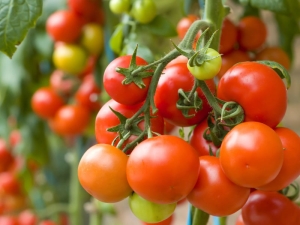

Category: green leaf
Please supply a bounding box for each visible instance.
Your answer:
[109,24,124,54]
[249,0,289,14]
[139,15,177,37]
[0,0,43,57]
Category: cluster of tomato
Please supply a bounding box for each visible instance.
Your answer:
[31,0,105,137]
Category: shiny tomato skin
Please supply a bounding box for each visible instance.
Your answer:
[187,156,250,216]
[31,87,65,119]
[165,55,188,68]
[103,55,150,106]
[46,10,85,43]
[257,127,300,191]
[154,63,215,127]
[189,118,218,156]
[242,190,300,225]
[127,135,199,204]
[217,61,287,128]
[0,139,14,173]
[220,122,284,188]
[78,144,132,203]
[219,18,238,54]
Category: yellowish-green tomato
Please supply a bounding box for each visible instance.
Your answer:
[187,48,222,80]
[109,0,131,14]
[53,44,88,75]
[129,192,176,223]
[80,23,104,56]
[131,0,157,24]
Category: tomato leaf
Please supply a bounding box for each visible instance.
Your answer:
[0,0,43,58]
[139,15,177,37]
[256,60,291,89]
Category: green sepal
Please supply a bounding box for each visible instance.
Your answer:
[176,89,203,118]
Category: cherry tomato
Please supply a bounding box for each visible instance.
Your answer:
[187,48,222,80]
[50,70,78,97]
[130,0,157,24]
[257,127,300,191]
[142,215,173,225]
[0,139,14,172]
[0,215,18,225]
[187,156,250,216]
[53,44,88,75]
[31,87,65,119]
[80,23,104,56]
[75,74,101,112]
[217,61,287,128]
[219,18,238,54]
[220,121,284,188]
[154,63,215,127]
[18,210,37,225]
[165,55,188,68]
[46,10,85,43]
[39,220,57,225]
[256,46,291,70]
[237,16,267,51]
[127,135,199,204]
[109,0,130,14]
[67,0,101,21]
[103,55,150,106]
[78,144,132,203]
[242,190,300,225]
[129,192,176,223]
[0,172,20,195]
[176,15,199,40]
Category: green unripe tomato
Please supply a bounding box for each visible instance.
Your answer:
[109,0,130,14]
[187,48,222,80]
[80,23,104,56]
[53,44,88,75]
[131,0,157,24]
[129,192,176,223]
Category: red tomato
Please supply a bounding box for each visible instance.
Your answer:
[39,220,57,225]
[127,135,199,204]
[103,55,150,105]
[165,55,188,68]
[176,15,200,40]
[79,56,98,78]
[18,210,38,225]
[141,214,173,225]
[154,63,215,127]
[50,70,78,97]
[237,16,267,51]
[217,61,287,128]
[0,139,14,172]
[242,190,300,225]
[50,105,90,136]
[95,99,164,147]
[67,0,101,22]
[187,156,250,216]
[256,46,291,70]
[258,127,300,191]
[46,10,85,43]
[0,172,21,195]
[0,215,18,225]
[31,87,65,119]
[75,74,101,111]
[220,122,284,188]
[78,144,132,202]
[189,118,219,156]
[219,18,237,54]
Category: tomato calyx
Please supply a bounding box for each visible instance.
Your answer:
[176,89,203,118]
[115,46,153,89]
[279,182,300,201]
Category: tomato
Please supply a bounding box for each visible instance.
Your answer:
[130,0,157,24]
[67,0,101,21]
[75,74,101,112]
[39,221,57,225]
[46,10,85,43]
[217,61,287,128]
[53,44,88,75]
[103,55,150,106]
[79,55,97,77]
[9,130,21,149]
[256,46,291,70]
[216,49,250,79]
[220,122,284,188]
[0,172,21,195]
[242,190,300,225]
[80,23,104,56]
[187,48,222,80]
[50,105,90,136]
[18,210,37,225]
[142,215,173,225]
[235,214,245,225]
[257,127,300,191]
[109,0,130,14]
[127,135,199,204]
[0,139,14,172]
[50,70,78,97]
[95,99,164,147]
[165,55,188,68]
[129,192,176,223]
[31,87,65,119]
[0,216,18,225]
[187,156,250,216]
[78,144,132,203]
[176,15,199,40]
[219,18,237,54]
[154,63,215,127]
[237,16,267,51]
[189,118,218,156]
[1,194,27,213]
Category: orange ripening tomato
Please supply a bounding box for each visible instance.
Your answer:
[219,122,284,188]
[219,18,238,54]
[237,16,267,51]
[78,144,132,203]
[187,156,250,216]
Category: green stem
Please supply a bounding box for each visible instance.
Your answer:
[37,203,69,219]
[191,206,210,224]
[89,211,103,225]
[219,217,227,225]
